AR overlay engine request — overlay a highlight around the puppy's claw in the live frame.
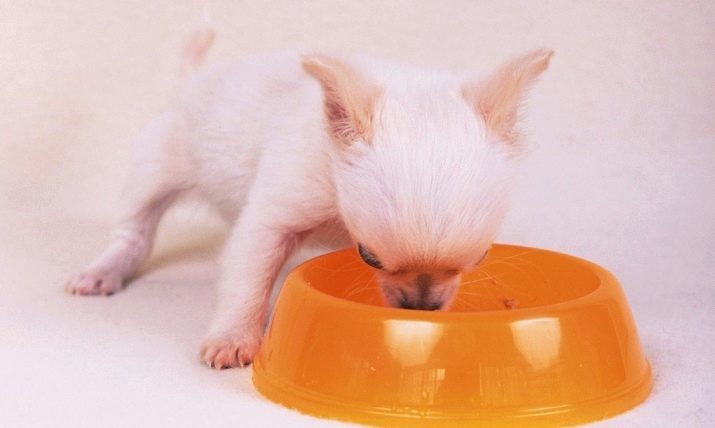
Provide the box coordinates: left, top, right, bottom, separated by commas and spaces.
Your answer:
66, 271, 124, 296
200, 334, 261, 370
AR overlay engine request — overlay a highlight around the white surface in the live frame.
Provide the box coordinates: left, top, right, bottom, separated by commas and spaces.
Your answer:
1, 1, 713, 426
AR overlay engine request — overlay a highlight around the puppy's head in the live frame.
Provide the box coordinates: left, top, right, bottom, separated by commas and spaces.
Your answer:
303, 50, 553, 310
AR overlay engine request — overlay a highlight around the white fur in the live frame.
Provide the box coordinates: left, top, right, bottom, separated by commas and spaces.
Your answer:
66, 31, 551, 369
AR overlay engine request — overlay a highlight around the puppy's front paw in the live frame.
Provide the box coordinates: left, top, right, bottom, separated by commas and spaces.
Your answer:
200, 331, 262, 369
65, 270, 123, 296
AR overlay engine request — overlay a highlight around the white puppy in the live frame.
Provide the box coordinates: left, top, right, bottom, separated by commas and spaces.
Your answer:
66, 30, 552, 369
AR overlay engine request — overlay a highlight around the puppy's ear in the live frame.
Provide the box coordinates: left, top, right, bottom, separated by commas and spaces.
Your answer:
463, 49, 553, 144
302, 54, 381, 145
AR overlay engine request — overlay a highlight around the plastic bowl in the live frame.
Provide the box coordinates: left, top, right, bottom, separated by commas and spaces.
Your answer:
252, 244, 652, 426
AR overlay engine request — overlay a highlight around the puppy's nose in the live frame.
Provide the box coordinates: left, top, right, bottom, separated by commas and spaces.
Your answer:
395, 274, 443, 310
397, 298, 442, 311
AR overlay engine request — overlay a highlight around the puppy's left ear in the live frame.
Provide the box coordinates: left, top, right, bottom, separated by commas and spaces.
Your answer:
463, 49, 553, 144
302, 54, 381, 146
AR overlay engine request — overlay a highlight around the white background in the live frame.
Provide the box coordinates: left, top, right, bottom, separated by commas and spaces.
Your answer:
1, 1, 713, 426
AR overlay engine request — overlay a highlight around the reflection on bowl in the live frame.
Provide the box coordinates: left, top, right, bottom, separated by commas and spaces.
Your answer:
252, 244, 652, 427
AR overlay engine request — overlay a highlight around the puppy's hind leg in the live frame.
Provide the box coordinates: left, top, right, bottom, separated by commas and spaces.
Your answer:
66, 112, 192, 296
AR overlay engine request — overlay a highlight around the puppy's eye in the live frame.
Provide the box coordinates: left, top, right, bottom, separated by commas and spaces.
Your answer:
475, 249, 490, 266
477, 248, 491, 264
357, 243, 383, 270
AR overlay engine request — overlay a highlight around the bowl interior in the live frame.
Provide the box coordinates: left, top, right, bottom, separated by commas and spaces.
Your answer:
302, 244, 601, 311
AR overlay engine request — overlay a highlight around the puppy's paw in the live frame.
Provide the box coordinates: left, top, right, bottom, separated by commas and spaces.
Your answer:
200, 331, 262, 369
65, 270, 124, 296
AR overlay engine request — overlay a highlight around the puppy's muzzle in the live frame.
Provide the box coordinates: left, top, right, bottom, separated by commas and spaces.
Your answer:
395, 274, 444, 311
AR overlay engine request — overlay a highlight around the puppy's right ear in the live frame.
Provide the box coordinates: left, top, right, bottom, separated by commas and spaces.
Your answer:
302, 54, 381, 146
463, 49, 553, 145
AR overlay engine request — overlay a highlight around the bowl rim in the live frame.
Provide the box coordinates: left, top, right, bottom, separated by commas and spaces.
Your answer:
283, 243, 616, 320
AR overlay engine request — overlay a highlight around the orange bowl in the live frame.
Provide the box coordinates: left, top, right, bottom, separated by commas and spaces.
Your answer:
252, 244, 652, 426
